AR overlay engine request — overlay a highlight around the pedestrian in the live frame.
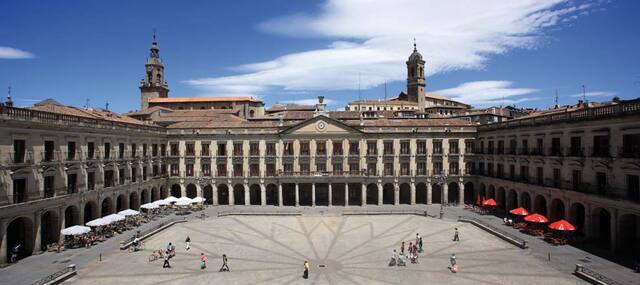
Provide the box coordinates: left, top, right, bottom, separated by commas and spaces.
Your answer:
303, 260, 310, 279
453, 228, 459, 242
449, 253, 458, 273
219, 254, 230, 272
166, 242, 172, 254
10, 244, 21, 263
418, 236, 424, 253
389, 249, 397, 266
200, 253, 206, 269
400, 241, 405, 254
408, 242, 413, 260
412, 243, 420, 263
415, 233, 420, 246
163, 254, 171, 268
185, 236, 191, 251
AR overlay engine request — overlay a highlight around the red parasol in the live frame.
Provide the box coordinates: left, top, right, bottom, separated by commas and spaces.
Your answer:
548, 219, 576, 231
524, 213, 549, 223
509, 207, 529, 216
482, 198, 497, 206
475, 195, 481, 206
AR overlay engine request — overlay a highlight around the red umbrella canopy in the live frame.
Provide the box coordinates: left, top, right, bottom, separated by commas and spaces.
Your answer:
524, 213, 549, 223
475, 195, 481, 206
548, 219, 576, 231
482, 198, 497, 206
509, 207, 529, 216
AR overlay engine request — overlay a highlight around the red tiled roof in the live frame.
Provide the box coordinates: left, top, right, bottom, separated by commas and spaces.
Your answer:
148, 96, 262, 103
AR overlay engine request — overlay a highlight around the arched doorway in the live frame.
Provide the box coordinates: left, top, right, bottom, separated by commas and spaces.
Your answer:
129, 192, 140, 210
250, 184, 261, 205
618, 214, 639, 255
116, 194, 127, 212
463, 182, 474, 203
203, 185, 213, 205
151, 187, 158, 202
170, 184, 181, 197
399, 183, 411, 204
160, 186, 167, 199
488, 185, 495, 199
366, 184, 378, 205
6, 217, 34, 262
592, 208, 612, 249
233, 184, 245, 205
331, 184, 345, 206
282, 184, 295, 206
218, 185, 229, 205
569, 202, 586, 235
519, 192, 531, 210
533, 195, 547, 216
83, 201, 98, 224
266, 184, 278, 206
41, 211, 59, 250
382, 183, 394, 205
347, 183, 362, 206
186, 184, 197, 198
496, 187, 506, 210
550, 199, 565, 220
141, 189, 149, 204
480, 183, 486, 198
64, 205, 80, 228
507, 190, 518, 210
416, 183, 427, 204
101, 197, 113, 217
448, 182, 459, 205
432, 184, 442, 204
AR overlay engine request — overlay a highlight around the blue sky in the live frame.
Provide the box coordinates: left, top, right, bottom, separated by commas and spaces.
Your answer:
1, 0, 639, 113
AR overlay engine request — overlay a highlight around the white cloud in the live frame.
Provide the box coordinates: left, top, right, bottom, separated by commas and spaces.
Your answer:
433, 81, 538, 107
0, 47, 34, 59
569, 91, 616, 98
282, 98, 335, 106
185, 0, 594, 101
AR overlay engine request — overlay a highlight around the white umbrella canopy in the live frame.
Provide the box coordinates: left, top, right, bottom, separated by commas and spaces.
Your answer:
61, 225, 91, 236
118, 209, 141, 216
153, 200, 170, 206
164, 196, 179, 203
175, 200, 192, 206
141, 203, 159, 209
102, 214, 126, 223
191, 197, 205, 203
86, 218, 110, 227
177, 197, 193, 204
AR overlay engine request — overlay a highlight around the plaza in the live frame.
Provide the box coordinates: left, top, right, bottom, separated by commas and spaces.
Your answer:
66, 210, 581, 285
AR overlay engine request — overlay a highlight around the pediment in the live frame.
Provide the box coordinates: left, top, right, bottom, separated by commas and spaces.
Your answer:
281, 115, 361, 135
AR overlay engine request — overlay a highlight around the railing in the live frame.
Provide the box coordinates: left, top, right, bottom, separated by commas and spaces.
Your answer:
31, 264, 76, 285
574, 264, 624, 285
458, 216, 528, 249
478, 98, 640, 131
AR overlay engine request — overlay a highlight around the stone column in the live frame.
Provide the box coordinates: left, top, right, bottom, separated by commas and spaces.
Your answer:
427, 183, 433, 205
410, 183, 416, 205
442, 183, 449, 204
584, 204, 592, 237
278, 184, 283, 206
328, 183, 333, 207
361, 184, 366, 206
212, 184, 218, 206
33, 211, 42, 253
377, 183, 383, 206
0, 218, 7, 264
295, 183, 300, 207
260, 184, 266, 206
196, 184, 202, 198
459, 181, 464, 205
345, 184, 349, 207
229, 184, 235, 206
181, 183, 186, 198
244, 184, 250, 206
610, 208, 618, 251
312, 183, 316, 207
394, 183, 400, 206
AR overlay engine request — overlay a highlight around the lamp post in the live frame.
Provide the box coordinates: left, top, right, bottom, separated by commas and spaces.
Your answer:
433, 174, 447, 219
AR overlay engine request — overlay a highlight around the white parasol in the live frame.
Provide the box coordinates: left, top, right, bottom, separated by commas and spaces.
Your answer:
176, 197, 193, 204
102, 213, 126, 223
191, 197, 205, 203
61, 225, 91, 236
164, 196, 179, 203
141, 203, 159, 209
153, 200, 170, 206
86, 218, 111, 227
118, 209, 141, 216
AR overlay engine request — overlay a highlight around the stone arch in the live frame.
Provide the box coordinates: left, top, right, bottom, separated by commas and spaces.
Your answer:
250, 184, 261, 205
160, 186, 168, 199
382, 183, 394, 205
533, 195, 547, 216
519, 192, 531, 211
203, 185, 213, 205
366, 184, 378, 205
592, 207, 612, 249
218, 184, 229, 205
550, 199, 565, 221
141, 188, 149, 204
463, 182, 474, 203
399, 183, 411, 205
186, 184, 197, 198
233, 184, 245, 205
432, 184, 442, 204
64, 205, 81, 228
266, 184, 278, 206
507, 189, 518, 210
488, 185, 496, 199
416, 183, 427, 204
116, 194, 128, 212
151, 187, 158, 202
569, 202, 586, 235
40, 210, 59, 250
170, 184, 182, 197
282, 184, 295, 206
101, 197, 114, 217
83, 201, 98, 224
6, 216, 34, 262
448, 182, 459, 205
480, 183, 486, 198
496, 187, 506, 209
618, 214, 639, 254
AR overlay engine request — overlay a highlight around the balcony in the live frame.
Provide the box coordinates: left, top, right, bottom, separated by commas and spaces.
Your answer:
590, 147, 611, 158
9, 151, 33, 164
41, 150, 61, 163
547, 147, 563, 157
567, 147, 585, 157
618, 146, 640, 158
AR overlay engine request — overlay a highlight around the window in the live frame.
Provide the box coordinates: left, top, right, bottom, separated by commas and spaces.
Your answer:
44, 176, 55, 198
417, 162, 426, 175
233, 164, 243, 177
250, 142, 259, 156
496, 164, 503, 178
400, 162, 410, 175
67, 141, 76, 160
535, 138, 544, 155
433, 161, 443, 175
170, 143, 179, 156
417, 141, 427, 154
627, 175, 639, 202
87, 142, 95, 159
596, 172, 607, 195
367, 163, 377, 176
520, 139, 528, 155
217, 164, 227, 177
487, 141, 494, 154
509, 165, 515, 180
283, 163, 293, 174
266, 164, 276, 176
570, 136, 582, 156
13, 139, 25, 163
316, 162, 326, 173
118, 143, 125, 159
250, 164, 260, 176
349, 141, 359, 155
384, 163, 394, 176
592, 135, 609, 157
433, 141, 442, 154
186, 164, 194, 177
104, 170, 114, 187
349, 163, 359, 174
553, 168, 561, 188
143, 144, 148, 157
622, 134, 640, 158
449, 162, 459, 175
170, 164, 179, 176
509, 139, 516, 155
160, 144, 166, 156
202, 163, 211, 176
266, 143, 276, 156
400, 141, 410, 155
186, 143, 195, 156
496, 140, 503, 155
283, 141, 294, 155
551, 137, 561, 156
67, 173, 77, 194
465, 140, 474, 154
300, 142, 310, 155
87, 172, 95, 191
367, 141, 377, 155
152, 144, 158, 156
44, 140, 55, 161
152, 165, 158, 177
333, 142, 343, 155
333, 163, 342, 175
13, 178, 27, 203
536, 167, 543, 185
217, 143, 227, 156
572, 170, 582, 191
316, 141, 326, 155
487, 163, 494, 177
465, 162, 474, 175
131, 143, 137, 158
300, 163, 310, 175
201, 143, 210, 156
520, 166, 529, 182
119, 168, 125, 184
132, 168, 137, 182
383, 141, 393, 155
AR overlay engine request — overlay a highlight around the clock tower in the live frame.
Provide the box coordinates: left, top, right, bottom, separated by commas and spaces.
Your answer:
406, 41, 426, 114
139, 34, 169, 110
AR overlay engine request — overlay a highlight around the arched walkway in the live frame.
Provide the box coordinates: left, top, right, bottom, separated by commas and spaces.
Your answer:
233, 184, 245, 205
6, 217, 34, 262
533, 195, 547, 216
519, 192, 531, 210
488, 185, 495, 199
463, 182, 474, 203
266, 184, 278, 206
496, 187, 506, 210
250, 184, 261, 205
160, 186, 167, 199
41, 211, 59, 251
480, 183, 486, 198
170, 184, 181, 197
299, 184, 312, 206
282, 184, 295, 206
203, 185, 213, 205
129, 192, 140, 210
399, 183, 411, 205
416, 183, 427, 204
101, 197, 114, 217
116, 194, 127, 212
550, 199, 565, 220
347, 183, 362, 205
507, 190, 518, 210
141, 189, 149, 204
83, 201, 98, 224
618, 214, 639, 254
569, 202, 586, 235
64, 205, 81, 228
366, 184, 378, 205
186, 184, 197, 198
592, 208, 612, 249
432, 184, 442, 204
218, 184, 229, 205
382, 183, 394, 205
448, 182, 459, 205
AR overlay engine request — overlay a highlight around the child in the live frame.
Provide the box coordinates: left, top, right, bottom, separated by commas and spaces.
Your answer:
200, 253, 206, 269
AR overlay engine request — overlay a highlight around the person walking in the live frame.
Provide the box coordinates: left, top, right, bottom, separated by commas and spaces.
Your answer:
185, 236, 191, 251
219, 254, 230, 272
303, 260, 310, 279
408, 242, 414, 260
450, 253, 458, 273
415, 233, 421, 247
389, 249, 398, 266
453, 228, 460, 242
418, 236, 424, 253
163, 254, 171, 268
400, 241, 405, 254
200, 253, 206, 269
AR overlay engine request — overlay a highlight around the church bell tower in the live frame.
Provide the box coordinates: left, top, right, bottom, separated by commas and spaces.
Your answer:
406, 41, 426, 113
139, 33, 169, 110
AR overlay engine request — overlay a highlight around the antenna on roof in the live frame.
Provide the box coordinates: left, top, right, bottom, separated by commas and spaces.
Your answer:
105, 100, 110, 111
581, 84, 587, 104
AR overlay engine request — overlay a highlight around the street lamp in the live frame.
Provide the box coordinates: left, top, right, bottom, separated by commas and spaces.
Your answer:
433, 173, 447, 219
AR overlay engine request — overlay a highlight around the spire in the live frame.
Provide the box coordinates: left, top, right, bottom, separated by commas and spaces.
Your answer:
150, 30, 160, 59
5, 86, 13, 107
413, 38, 417, 52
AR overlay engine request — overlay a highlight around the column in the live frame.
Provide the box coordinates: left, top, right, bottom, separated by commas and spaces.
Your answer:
361, 184, 366, 206
443, 183, 449, 204
295, 183, 300, 207
312, 183, 316, 207
345, 184, 349, 207
427, 183, 432, 205
212, 184, 218, 205
394, 183, 399, 206
328, 183, 333, 207
410, 183, 416, 205
377, 183, 383, 206
229, 185, 235, 206
610, 208, 618, 251
260, 184, 266, 206
584, 204, 592, 238
196, 184, 202, 198
33, 212, 42, 254
458, 181, 464, 205
278, 184, 283, 206
0, 218, 7, 264
244, 184, 250, 206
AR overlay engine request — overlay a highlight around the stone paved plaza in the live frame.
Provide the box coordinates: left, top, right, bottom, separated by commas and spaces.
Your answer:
67, 214, 583, 285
